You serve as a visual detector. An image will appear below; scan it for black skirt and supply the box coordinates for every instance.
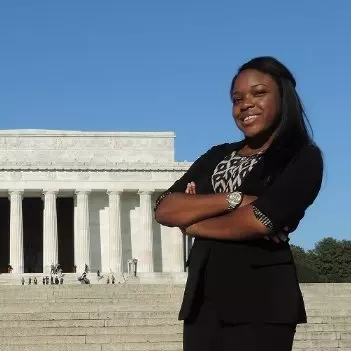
[184,297,296,351]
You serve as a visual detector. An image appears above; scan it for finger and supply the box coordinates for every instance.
[185,183,191,194]
[271,236,280,244]
[190,182,196,194]
[279,234,288,242]
[187,181,194,195]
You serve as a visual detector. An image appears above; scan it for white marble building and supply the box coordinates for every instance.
[0,130,192,275]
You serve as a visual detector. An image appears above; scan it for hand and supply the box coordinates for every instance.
[182,224,195,237]
[185,181,196,195]
[181,182,196,236]
[264,233,289,243]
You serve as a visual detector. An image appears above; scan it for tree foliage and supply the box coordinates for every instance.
[291,238,351,283]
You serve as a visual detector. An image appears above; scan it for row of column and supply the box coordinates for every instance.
[8,190,184,274]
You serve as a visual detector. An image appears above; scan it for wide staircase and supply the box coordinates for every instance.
[0,281,349,350]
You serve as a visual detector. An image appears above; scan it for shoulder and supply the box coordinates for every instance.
[261,142,324,190]
[279,142,324,185]
[292,143,323,169]
[201,141,244,159]
[187,141,244,173]
[265,141,323,172]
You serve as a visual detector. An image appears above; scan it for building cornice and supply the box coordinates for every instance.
[0,162,192,172]
[0,129,175,138]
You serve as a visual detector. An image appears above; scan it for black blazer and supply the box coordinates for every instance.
[157,141,323,325]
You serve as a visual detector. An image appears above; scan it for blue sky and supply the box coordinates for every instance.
[0,1,350,249]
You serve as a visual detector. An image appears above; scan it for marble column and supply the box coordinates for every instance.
[138,190,154,272]
[73,196,78,272]
[161,226,185,272]
[170,227,185,272]
[75,190,90,273]
[108,190,123,274]
[9,190,24,274]
[42,190,58,273]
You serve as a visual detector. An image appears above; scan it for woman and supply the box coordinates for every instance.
[154,56,323,351]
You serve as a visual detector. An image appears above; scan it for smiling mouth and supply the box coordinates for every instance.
[241,114,260,126]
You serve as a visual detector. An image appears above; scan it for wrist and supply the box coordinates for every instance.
[226,191,243,211]
[240,195,258,207]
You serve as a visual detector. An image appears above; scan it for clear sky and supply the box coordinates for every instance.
[0,1,350,249]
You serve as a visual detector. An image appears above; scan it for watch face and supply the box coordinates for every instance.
[231,192,242,204]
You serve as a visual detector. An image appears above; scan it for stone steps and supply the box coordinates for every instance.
[0,311,179,321]
[0,307,350,316]
[0,345,183,351]
[0,283,349,351]
[0,334,183,345]
[0,304,181,313]
[2,333,350,345]
[0,318,176,328]
[1,339,351,350]
[0,318,350,330]
[0,273,188,286]
[0,325,182,336]
[2,325,351,337]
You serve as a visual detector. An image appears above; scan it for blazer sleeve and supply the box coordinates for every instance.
[154,145,221,209]
[252,144,324,232]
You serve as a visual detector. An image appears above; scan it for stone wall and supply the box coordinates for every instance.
[0,129,176,167]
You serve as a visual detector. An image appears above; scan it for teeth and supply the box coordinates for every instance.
[243,115,258,122]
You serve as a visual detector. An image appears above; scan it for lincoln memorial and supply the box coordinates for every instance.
[0,130,191,275]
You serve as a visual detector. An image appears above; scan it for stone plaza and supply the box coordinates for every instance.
[0,129,192,276]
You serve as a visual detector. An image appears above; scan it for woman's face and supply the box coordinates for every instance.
[232,69,281,138]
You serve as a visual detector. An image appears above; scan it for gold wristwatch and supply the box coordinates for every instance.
[226,191,243,211]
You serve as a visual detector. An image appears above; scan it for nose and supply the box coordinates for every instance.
[240,96,255,111]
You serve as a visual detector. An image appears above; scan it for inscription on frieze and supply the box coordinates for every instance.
[0,130,175,168]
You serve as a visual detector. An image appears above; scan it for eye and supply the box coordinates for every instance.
[254,90,266,97]
[232,96,242,104]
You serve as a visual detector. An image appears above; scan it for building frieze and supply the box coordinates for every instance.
[0,129,177,167]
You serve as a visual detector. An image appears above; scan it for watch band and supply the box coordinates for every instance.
[226,191,243,211]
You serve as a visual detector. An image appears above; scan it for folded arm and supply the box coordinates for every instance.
[155,143,323,243]
[185,204,269,240]
[155,192,256,228]
[185,145,323,241]
[154,144,256,227]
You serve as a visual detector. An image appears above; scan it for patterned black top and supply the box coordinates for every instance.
[211,150,277,230]
[212,150,262,193]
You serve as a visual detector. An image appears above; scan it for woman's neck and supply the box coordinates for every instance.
[239,130,276,156]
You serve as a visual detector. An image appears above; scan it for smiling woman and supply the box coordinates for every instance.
[231,69,281,141]
[154,56,323,351]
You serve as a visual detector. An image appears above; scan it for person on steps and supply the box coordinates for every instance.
[155,56,324,351]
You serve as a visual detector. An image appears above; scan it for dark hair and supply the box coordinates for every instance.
[230,56,314,150]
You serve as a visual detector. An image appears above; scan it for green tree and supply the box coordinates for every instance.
[311,237,351,282]
[291,245,324,282]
